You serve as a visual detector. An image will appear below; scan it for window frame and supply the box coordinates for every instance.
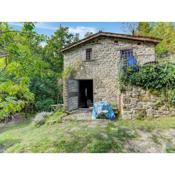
[120,49,134,68]
[86,48,92,61]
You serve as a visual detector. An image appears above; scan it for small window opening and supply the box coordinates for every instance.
[137,42,141,45]
[86,48,92,60]
[120,49,133,68]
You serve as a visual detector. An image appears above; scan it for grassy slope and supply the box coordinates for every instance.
[1,113,175,153]
[117,117,175,130]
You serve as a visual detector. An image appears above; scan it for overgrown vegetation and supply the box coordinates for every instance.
[0,22,175,122]
[0,22,79,120]
[63,60,83,80]
[121,63,175,90]
[120,63,175,105]
[136,22,175,57]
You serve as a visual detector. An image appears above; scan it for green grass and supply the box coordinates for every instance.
[117,117,175,130]
[166,147,175,153]
[0,113,136,153]
[0,112,175,153]
[0,120,135,153]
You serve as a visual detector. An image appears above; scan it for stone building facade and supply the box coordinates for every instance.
[62,32,160,116]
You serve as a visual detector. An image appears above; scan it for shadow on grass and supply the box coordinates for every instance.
[0,119,32,134]
[54,122,136,153]
[0,138,21,153]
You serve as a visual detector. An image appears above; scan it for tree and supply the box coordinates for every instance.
[73,33,80,42]
[0,22,48,120]
[30,26,76,111]
[136,22,152,36]
[134,22,175,57]
[122,22,138,35]
[43,26,74,73]
[150,22,175,57]
[84,32,94,38]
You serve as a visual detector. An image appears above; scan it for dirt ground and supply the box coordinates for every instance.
[1,110,175,153]
[63,110,175,153]
[124,128,175,153]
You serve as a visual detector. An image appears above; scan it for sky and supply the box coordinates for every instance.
[9,22,137,38]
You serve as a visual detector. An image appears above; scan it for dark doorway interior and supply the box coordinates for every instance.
[79,80,93,108]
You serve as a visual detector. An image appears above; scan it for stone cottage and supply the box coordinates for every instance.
[62,32,161,118]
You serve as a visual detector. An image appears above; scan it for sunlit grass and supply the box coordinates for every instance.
[116,116,175,130]
[0,113,175,153]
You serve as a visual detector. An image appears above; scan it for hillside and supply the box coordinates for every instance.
[1,111,175,153]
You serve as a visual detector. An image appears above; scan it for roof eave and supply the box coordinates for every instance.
[61,32,161,53]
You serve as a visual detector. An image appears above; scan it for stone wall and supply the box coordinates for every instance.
[121,86,175,119]
[63,37,156,111]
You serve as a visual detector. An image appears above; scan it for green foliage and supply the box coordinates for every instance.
[29,26,77,112]
[35,98,55,112]
[0,78,34,120]
[0,22,47,120]
[151,23,175,57]
[136,22,152,36]
[166,147,175,153]
[121,63,175,105]
[43,26,74,73]
[136,22,175,57]
[45,109,66,125]
[0,23,78,118]
[63,61,83,80]
[30,75,62,112]
[63,65,75,79]
[122,63,175,90]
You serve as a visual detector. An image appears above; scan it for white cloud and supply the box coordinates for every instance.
[9,22,98,38]
[35,24,98,38]
[68,26,98,38]
[35,23,58,31]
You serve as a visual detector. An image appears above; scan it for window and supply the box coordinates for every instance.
[120,49,133,68]
[86,48,92,60]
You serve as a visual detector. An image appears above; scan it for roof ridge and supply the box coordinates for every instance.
[62,32,161,52]
[100,31,161,40]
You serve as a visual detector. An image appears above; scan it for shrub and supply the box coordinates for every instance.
[35,98,55,112]
[33,112,52,127]
[121,63,175,90]
[63,65,75,80]
[120,63,175,105]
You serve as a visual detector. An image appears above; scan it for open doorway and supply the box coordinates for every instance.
[79,80,93,108]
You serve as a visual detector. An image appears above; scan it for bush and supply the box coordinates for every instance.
[121,63,175,105]
[121,63,175,90]
[35,98,55,112]
[33,112,52,127]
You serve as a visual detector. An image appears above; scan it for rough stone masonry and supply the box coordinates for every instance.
[121,86,175,119]
[62,32,167,118]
